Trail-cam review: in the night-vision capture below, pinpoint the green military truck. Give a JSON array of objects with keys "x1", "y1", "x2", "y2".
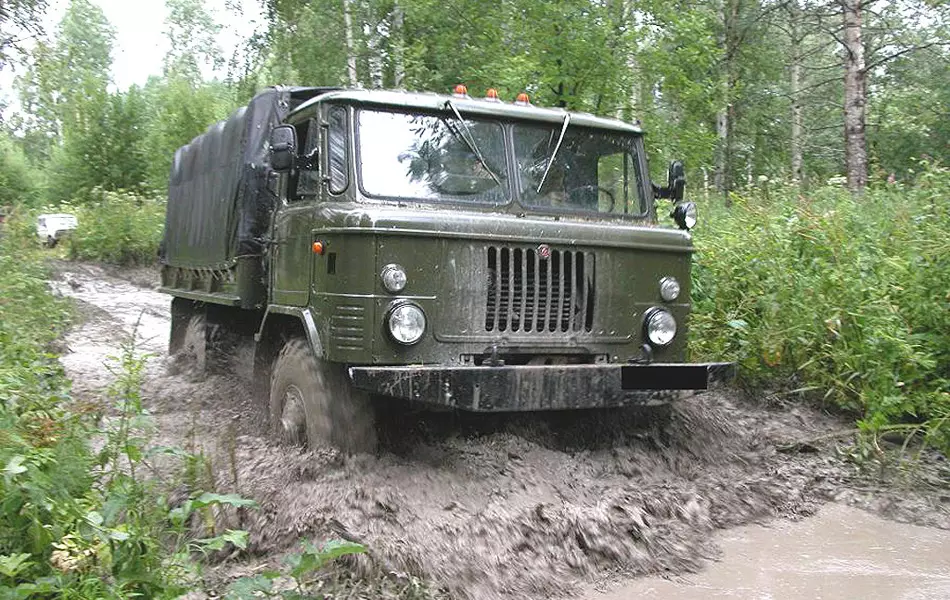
[{"x1": 159, "y1": 85, "x2": 732, "y2": 452}]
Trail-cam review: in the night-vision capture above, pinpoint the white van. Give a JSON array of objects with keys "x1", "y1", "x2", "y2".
[{"x1": 36, "y1": 213, "x2": 78, "y2": 247}]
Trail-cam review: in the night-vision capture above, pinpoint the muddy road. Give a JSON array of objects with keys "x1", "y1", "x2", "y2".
[{"x1": 52, "y1": 263, "x2": 950, "y2": 599}]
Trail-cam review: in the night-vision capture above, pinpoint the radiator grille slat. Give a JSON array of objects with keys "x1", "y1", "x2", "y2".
[
  {"x1": 485, "y1": 246, "x2": 594, "y2": 334},
  {"x1": 570, "y1": 251, "x2": 579, "y2": 331}
]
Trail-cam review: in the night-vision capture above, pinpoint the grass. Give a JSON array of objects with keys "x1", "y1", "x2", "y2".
[{"x1": 689, "y1": 163, "x2": 950, "y2": 454}]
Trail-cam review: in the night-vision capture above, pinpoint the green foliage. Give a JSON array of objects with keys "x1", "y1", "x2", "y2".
[
  {"x1": 0, "y1": 135, "x2": 40, "y2": 208},
  {"x1": 66, "y1": 189, "x2": 166, "y2": 266},
  {"x1": 225, "y1": 539, "x2": 367, "y2": 600},
  {"x1": 0, "y1": 0, "x2": 48, "y2": 70},
  {"x1": 0, "y1": 216, "x2": 85, "y2": 569},
  {"x1": 140, "y1": 76, "x2": 236, "y2": 193},
  {"x1": 15, "y1": 0, "x2": 115, "y2": 164},
  {"x1": 45, "y1": 87, "x2": 152, "y2": 203},
  {"x1": 690, "y1": 164, "x2": 950, "y2": 451},
  {"x1": 0, "y1": 228, "x2": 255, "y2": 597},
  {"x1": 163, "y1": 0, "x2": 224, "y2": 81}
]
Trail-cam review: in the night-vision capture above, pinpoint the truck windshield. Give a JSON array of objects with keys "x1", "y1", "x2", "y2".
[
  {"x1": 357, "y1": 109, "x2": 508, "y2": 203},
  {"x1": 513, "y1": 123, "x2": 646, "y2": 216}
]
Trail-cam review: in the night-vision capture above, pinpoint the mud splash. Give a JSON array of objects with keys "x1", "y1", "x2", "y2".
[{"x1": 52, "y1": 263, "x2": 950, "y2": 599}]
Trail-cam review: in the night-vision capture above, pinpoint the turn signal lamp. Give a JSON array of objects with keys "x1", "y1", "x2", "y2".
[
  {"x1": 515, "y1": 92, "x2": 531, "y2": 106},
  {"x1": 312, "y1": 240, "x2": 326, "y2": 255},
  {"x1": 453, "y1": 84, "x2": 469, "y2": 97},
  {"x1": 485, "y1": 88, "x2": 500, "y2": 102}
]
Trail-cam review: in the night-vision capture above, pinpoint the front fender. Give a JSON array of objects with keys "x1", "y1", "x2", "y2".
[{"x1": 256, "y1": 304, "x2": 326, "y2": 358}]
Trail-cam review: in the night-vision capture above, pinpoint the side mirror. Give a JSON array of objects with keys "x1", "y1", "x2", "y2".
[
  {"x1": 270, "y1": 125, "x2": 297, "y2": 172},
  {"x1": 667, "y1": 160, "x2": 685, "y2": 202}
]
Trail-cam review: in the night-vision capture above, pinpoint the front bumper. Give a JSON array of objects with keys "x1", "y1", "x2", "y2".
[{"x1": 348, "y1": 362, "x2": 735, "y2": 412}]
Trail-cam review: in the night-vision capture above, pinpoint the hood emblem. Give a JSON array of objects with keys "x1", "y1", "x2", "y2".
[{"x1": 537, "y1": 244, "x2": 551, "y2": 259}]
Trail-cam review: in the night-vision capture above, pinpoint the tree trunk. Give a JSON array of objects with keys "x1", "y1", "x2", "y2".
[
  {"x1": 715, "y1": 105, "x2": 730, "y2": 196},
  {"x1": 715, "y1": 0, "x2": 740, "y2": 203},
  {"x1": 391, "y1": 1, "x2": 405, "y2": 88},
  {"x1": 841, "y1": 0, "x2": 867, "y2": 192},
  {"x1": 342, "y1": 0, "x2": 359, "y2": 87},
  {"x1": 789, "y1": 1, "x2": 804, "y2": 185}
]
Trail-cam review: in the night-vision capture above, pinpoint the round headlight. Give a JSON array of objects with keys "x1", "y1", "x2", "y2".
[
  {"x1": 659, "y1": 277, "x2": 680, "y2": 302},
  {"x1": 672, "y1": 202, "x2": 698, "y2": 230},
  {"x1": 388, "y1": 303, "x2": 426, "y2": 345},
  {"x1": 381, "y1": 264, "x2": 407, "y2": 293},
  {"x1": 644, "y1": 308, "x2": 677, "y2": 346}
]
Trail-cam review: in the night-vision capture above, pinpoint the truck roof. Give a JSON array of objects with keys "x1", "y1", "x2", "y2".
[{"x1": 293, "y1": 88, "x2": 644, "y2": 135}]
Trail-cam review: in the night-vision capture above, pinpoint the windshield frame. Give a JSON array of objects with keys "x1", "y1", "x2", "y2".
[{"x1": 351, "y1": 105, "x2": 652, "y2": 220}]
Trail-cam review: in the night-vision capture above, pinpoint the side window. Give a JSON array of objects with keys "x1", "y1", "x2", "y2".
[
  {"x1": 297, "y1": 119, "x2": 320, "y2": 197},
  {"x1": 327, "y1": 106, "x2": 349, "y2": 195},
  {"x1": 598, "y1": 151, "x2": 646, "y2": 215},
  {"x1": 285, "y1": 120, "x2": 309, "y2": 202}
]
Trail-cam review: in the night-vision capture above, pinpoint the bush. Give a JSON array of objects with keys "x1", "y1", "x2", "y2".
[
  {"x1": 0, "y1": 135, "x2": 40, "y2": 209},
  {"x1": 0, "y1": 218, "x2": 93, "y2": 591},
  {"x1": 690, "y1": 164, "x2": 950, "y2": 452},
  {"x1": 66, "y1": 189, "x2": 166, "y2": 266}
]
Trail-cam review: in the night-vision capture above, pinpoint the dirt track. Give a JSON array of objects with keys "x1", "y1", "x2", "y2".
[{"x1": 52, "y1": 263, "x2": 950, "y2": 599}]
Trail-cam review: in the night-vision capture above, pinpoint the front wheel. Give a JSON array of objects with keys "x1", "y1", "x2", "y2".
[{"x1": 269, "y1": 338, "x2": 376, "y2": 454}]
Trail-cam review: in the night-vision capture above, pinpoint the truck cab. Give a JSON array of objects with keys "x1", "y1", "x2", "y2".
[{"x1": 159, "y1": 86, "x2": 731, "y2": 452}]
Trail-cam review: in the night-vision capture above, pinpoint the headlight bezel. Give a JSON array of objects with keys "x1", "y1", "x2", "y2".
[
  {"x1": 386, "y1": 301, "x2": 427, "y2": 345},
  {"x1": 380, "y1": 263, "x2": 408, "y2": 293},
  {"x1": 643, "y1": 307, "x2": 677, "y2": 347}
]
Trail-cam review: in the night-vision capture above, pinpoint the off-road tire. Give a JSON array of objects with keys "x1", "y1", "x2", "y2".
[{"x1": 269, "y1": 338, "x2": 376, "y2": 454}]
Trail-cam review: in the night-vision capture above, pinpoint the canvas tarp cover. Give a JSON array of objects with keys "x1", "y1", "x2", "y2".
[{"x1": 162, "y1": 87, "x2": 316, "y2": 269}]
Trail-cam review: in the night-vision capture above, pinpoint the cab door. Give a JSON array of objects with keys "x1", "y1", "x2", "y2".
[{"x1": 271, "y1": 118, "x2": 320, "y2": 306}]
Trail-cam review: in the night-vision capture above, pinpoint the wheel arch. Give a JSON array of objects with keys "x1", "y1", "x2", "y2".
[{"x1": 253, "y1": 306, "x2": 326, "y2": 384}]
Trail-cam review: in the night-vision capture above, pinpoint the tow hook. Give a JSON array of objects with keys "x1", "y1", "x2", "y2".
[
  {"x1": 630, "y1": 343, "x2": 654, "y2": 364},
  {"x1": 487, "y1": 344, "x2": 505, "y2": 366}
]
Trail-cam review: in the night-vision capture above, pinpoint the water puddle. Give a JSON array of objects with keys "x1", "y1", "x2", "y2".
[{"x1": 589, "y1": 503, "x2": 950, "y2": 599}]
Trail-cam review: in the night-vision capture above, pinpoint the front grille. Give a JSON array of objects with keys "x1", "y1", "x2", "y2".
[{"x1": 485, "y1": 246, "x2": 594, "y2": 333}]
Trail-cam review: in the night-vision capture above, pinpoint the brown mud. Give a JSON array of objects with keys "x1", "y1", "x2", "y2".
[{"x1": 51, "y1": 262, "x2": 950, "y2": 599}]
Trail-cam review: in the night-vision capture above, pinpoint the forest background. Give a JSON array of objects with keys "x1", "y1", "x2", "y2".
[{"x1": 2, "y1": 0, "x2": 949, "y2": 203}]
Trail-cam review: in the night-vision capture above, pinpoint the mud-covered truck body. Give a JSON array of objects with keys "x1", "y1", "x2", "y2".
[{"x1": 159, "y1": 85, "x2": 732, "y2": 449}]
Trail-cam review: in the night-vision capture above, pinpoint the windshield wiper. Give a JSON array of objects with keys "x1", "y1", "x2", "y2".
[
  {"x1": 444, "y1": 100, "x2": 504, "y2": 188},
  {"x1": 536, "y1": 113, "x2": 571, "y2": 194}
]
